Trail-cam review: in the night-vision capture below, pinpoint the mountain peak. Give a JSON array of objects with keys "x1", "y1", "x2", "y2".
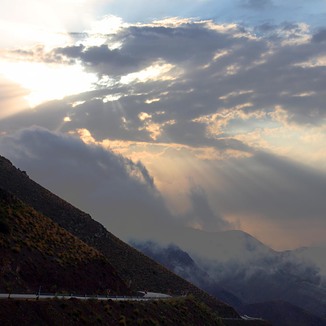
[{"x1": 162, "y1": 227, "x2": 274, "y2": 262}]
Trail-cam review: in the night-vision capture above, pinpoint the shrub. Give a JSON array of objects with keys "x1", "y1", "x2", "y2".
[
  {"x1": 0, "y1": 216, "x2": 10, "y2": 234},
  {"x1": 119, "y1": 315, "x2": 127, "y2": 326}
]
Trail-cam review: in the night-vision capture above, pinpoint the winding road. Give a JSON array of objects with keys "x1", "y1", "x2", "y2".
[
  {"x1": 0, "y1": 292, "x2": 171, "y2": 301},
  {"x1": 0, "y1": 292, "x2": 263, "y2": 321}
]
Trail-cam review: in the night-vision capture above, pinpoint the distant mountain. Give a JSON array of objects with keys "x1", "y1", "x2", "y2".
[
  {"x1": 132, "y1": 238, "x2": 326, "y2": 324},
  {"x1": 191, "y1": 229, "x2": 273, "y2": 261},
  {"x1": 160, "y1": 228, "x2": 326, "y2": 318},
  {"x1": 145, "y1": 227, "x2": 274, "y2": 263},
  {"x1": 130, "y1": 241, "x2": 211, "y2": 286},
  {"x1": 0, "y1": 154, "x2": 243, "y2": 320},
  {"x1": 242, "y1": 301, "x2": 326, "y2": 326},
  {"x1": 131, "y1": 240, "x2": 244, "y2": 309},
  {"x1": 194, "y1": 246, "x2": 326, "y2": 318}
]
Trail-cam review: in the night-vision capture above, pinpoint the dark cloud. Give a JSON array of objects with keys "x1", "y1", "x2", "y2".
[
  {"x1": 0, "y1": 127, "x2": 171, "y2": 237},
  {"x1": 2, "y1": 20, "x2": 325, "y2": 146},
  {"x1": 60, "y1": 21, "x2": 326, "y2": 129},
  {"x1": 240, "y1": 0, "x2": 273, "y2": 10},
  {"x1": 55, "y1": 44, "x2": 141, "y2": 76},
  {"x1": 160, "y1": 120, "x2": 251, "y2": 153},
  {"x1": 0, "y1": 127, "x2": 232, "y2": 240},
  {"x1": 117, "y1": 24, "x2": 229, "y2": 65},
  {"x1": 61, "y1": 98, "x2": 152, "y2": 142},
  {"x1": 52, "y1": 23, "x2": 236, "y2": 78},
  {"x1": 183, "y1": 186, "x2": 231, "y2": 231},
  {"x1": 55, "y1": 44, "x2": 85, "y2": 59},
  {"x1": 254, "y1": 23, "x2": 277, "y2": 33},
  {"x1": 207, "y1": 151, "x2": 326, "y2": 223},
  {"x1": 0, "y1": 126, "x2": 325, "y2": 248},
  {"x1": 0, "y1": 20, "x2": 325, "y2": 249},
  {"x1": 312, "y1": 28, "x2": 326, "y2": 43}
]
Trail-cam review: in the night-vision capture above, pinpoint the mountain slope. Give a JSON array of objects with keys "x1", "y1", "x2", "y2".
[
  {"x1": 130, "y1": 240, "x2": 211, "y2": 285},
  {"x1": 131, "y1": 240, "x2": 244, "y2": 309},
  {"x1": 131, "y1": 239, "x2": 326, "y2": 325},
  {"x1": 243, "y1": 301, "x2": 326, "y2": 326},
  {"x1": 0, "y1": 297, "x2": 227, "y2": 326},
  {"x1": 146, "y1": 227, "x2": 274, "y2": 263},
  {"x1": 151, "y1": 226, "x2": 326, "y2": 318},
  {"x1": 0, "y1": 155, "x2": 239, "y2": 318},
  {"x1": 0, "y1": 188, "x2": 128, "y2": 294},
  {"x1": 199, "y1": 251, "x2": 326, "y2": 318}
]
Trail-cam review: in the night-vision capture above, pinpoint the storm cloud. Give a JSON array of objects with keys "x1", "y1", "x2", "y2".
[
  {"x1": 0, "y1": 127, "x2": 171, "y2": 237},
  {"x1": 0, "y1": 127, "x2": 234, "y2": 240},
  {"x1": 2, "y1": 19, "x2": 325, "y2": 148}
]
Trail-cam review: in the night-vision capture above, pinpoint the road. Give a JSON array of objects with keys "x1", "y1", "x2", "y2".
[
  {"x1": 0, "y1": 293, "x2": 171, "y2": 301},
  {"x1": 0, "y1": 293, "x2": 262, "y2": 321}
]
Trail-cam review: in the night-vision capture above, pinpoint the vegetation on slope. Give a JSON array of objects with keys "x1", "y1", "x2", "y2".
[
  {"x1": 243, "y1": 301, "x2": 326, "y2": 326},
  {"x1": 0, "y1": 296, "x2": 227, "y2": 326},
  {"x1": 0, "y1": 188, "x2": 128, "y2": 294}
]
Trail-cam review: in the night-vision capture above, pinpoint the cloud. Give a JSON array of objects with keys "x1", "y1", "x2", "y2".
[
  {"x1": 0, "y1": 0, "x2": 111, "y2": 47},
  {"x1": 3, "y1": 18, "x2": 324, "y2": 143},
  {"x1": 213, "y1": 151, "x2": 326, "y2": 221},
  {"x1": 0, "y1": 127, "x2": 233, "y2": 240},
  {"x1": 1, "y1": 19, "x2": 325, "y2": 181},
  {"x1": 54, "y1": 44, "x2": 141, "y2": 76},
  {"x1": 183, "y1": 186, "x2": 231, "y2": 231},
  {"x1": 200, "y1": 151, "x2": 326, "y2": 248},
  {"x1": 240, "y1": 0, "x2": 274, "y2": 10},
  {"x1": 312, "y1": 27, "x2": 326, "y2": 43},
  {"x1": 0, "y1": 77, "x2": 29, "y2": 119},
  {"x1": 51, "y1": 21, "x2": 237, "y2": 78},
  {"x1": 1, "y1": 17, "x2": 325, "y2": 249},
  {"x1": 0, "y1": 127, "x2": 172, "y2": 237}
]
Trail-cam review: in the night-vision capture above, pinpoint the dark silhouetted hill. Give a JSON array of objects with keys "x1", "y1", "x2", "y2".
[
  {"x1": 0, "y1": 188, "x2": 128, "y2": 294},
  {"x1": 0, "y1": 297, "x2": 221, "y2": 326}
]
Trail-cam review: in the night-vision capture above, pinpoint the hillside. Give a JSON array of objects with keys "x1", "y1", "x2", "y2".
[
  {"x1": 0, "y1": 155, "x2": 239, "y2": 318},
  {"x1": 130, "y1": 240, "x2": 244, "y2": 308},
  {"x1": 242, "y1": 301, "x2": 326, "y2": 326},
  {"x1": 0, "y1": 188, "x2": 128, "y2": 294},
  {"x1": 132, "y1": 240, "x2": 326, "y2": 326},
  {"x1": 0, "y1": 296, "x2": 271, "y2": 326},
  {"x1": 131, "y1": 227, "x2": 326, "y2": 319}
]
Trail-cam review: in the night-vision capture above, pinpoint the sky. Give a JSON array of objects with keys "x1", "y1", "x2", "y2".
[{"x1": 0, "y1": 0, "x2": 325, "y2": 250}]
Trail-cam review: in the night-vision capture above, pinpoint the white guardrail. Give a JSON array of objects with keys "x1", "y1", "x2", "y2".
[
  {"x1": 0, "y1": 293, "x2": 172, "y2": 301},
  {"x1": 0, "y1": 293, "x2": 263, "y2": 321}
]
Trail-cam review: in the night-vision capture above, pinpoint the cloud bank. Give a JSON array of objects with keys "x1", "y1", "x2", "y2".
[
  {"x1": 2, "y1": 19, "x2": 325, "y2": 147},
  {"x1": 0, "y1": 16, "x2": 325, "y2": 249},
  {"x1": 0, "y1": 127, "x2": 233, "y2": 241}
]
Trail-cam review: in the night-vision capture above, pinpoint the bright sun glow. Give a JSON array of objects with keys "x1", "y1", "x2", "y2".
[
  {"x1": 0, "y1": 19, "x2": 71, "y2": 49},
  {"x1": 120, "y1": 62, "x2": 177, "y2": 84},
  {"x1": 0, "y1": 61, "x2": 98, "y2": 107},
  {"x1": 88, "y1": 15, "x2": 125, "y2": 35}
]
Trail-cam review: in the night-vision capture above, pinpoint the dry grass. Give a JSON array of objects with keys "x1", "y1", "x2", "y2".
[
  {"x1": 0, "y1": 189, "x2": 128, "y2": 294},
  {"x1": 0, "y1": 191, "x2": 102, "y2": 265},
  {"x1": 0, "y1": 297, "x2": 229, "y2": 326}
]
